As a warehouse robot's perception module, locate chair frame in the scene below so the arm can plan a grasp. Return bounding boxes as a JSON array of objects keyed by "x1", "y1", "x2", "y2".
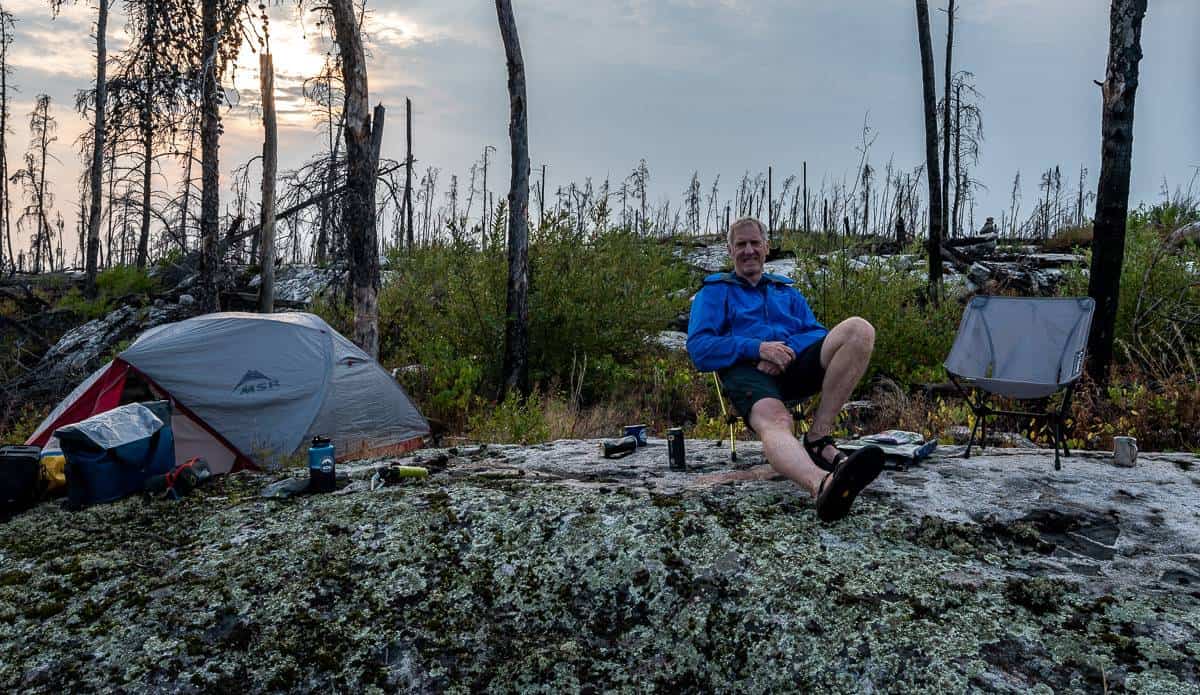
[
  {"x1": 710, "y1": 373, "x2": 808, "y2": 462},
  {"x1": 949, "y1": 374, "x2": 1077, "y2": 471},
  {"x1": 945, "y1": 295, "x2": 1093, "y2": 472}
]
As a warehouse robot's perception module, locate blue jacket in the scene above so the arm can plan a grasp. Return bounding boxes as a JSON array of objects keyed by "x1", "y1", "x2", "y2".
[{"x1": 686, "y1": 272, "x2": 827, "y2": 372}]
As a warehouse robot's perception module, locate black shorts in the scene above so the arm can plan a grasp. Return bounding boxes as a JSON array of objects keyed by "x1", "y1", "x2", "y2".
[{"x1": 718, "y1": 338, "x2": 826, "y2": 425}]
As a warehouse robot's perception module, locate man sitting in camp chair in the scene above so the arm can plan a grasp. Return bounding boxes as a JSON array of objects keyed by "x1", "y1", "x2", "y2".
[{"x1": 686, "y1": 217, "x2": 884, "y2": 522}]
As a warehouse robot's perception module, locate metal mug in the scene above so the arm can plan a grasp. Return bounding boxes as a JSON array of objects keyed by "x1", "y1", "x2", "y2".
[
  {"x1": 623, "y1": 424, "x2": 648, "y2": 447},
  {"x1": 1113, "y1": 436, "x2": 1138, "y2": 467}
]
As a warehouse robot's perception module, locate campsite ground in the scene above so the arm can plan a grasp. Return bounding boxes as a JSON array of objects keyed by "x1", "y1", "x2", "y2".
[{"x1": 2, "y1": 440, "x2": 1198, "y2": 693}]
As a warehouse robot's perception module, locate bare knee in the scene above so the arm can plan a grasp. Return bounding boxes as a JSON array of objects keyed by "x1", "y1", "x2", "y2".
[
  {"x1": 838, "y1": 316, "x2": 875, "y2": 352},
  {"x1": 749, "y1": 399, "x2": 794, "y2": 434}
]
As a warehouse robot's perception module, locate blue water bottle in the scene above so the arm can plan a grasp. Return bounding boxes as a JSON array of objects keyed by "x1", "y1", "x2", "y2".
[{"x1": 308, "y1": 436, "x2": 336, "y2": 493}]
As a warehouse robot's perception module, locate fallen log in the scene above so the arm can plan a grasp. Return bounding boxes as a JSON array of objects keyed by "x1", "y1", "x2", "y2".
[{"x1": 226, "y1": 292, "x2": 310, "y2": 311}]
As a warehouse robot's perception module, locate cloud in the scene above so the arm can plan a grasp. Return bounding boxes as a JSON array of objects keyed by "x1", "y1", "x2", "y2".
[{"x1": 0, "y1": 0, "x2": 1194, "y2": 262}]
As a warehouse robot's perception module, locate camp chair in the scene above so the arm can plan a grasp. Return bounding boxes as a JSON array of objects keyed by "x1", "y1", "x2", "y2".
[
  {"x1": 710, "y1": 373, "x2": 810, "y2": 462},
  {"x1": 944, "y1": 295, "x2": 1095, "y2": 470}
]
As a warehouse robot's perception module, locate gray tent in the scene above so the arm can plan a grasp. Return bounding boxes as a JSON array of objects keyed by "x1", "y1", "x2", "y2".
[{"x1": 29, "y1": 312, "x2": 429, "y2": 473}]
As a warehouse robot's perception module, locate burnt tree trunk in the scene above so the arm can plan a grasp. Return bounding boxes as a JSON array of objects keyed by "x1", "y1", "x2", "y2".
[
  {"x1": 497, "y1": 0, "x2": 530, "y2": 400},
  {"x1": 941, "y1": 0, "x2": 954, "y2": 239},
  {"x1": 134, "y1": 0, "x2": 156, "y2": 270},
  {"x1": 104, "y1": 142, "x2": 115, "y2": 267},
  {"x1": 802, "y1": 161, "x2": 808, "y2": 233},
  {"x1": 33, "y1": 97, "x2": 51, "y2": 274},
  {"x1": 330, "y1": 0, "x2": 380, "y2": 358},
  {"x1": 315, "y1": 120, "x2": 341, "y2": 265},
  {"x1": 1087, "y1": 0, "x2": 1148, "y2": 383},
  {"x1": 0, "y1": 12, "x2": 12, "y2": 274},
  {"x1": 198, "y1": 0, "x2": 221, "y2": 312},
  {"x1": 767, "y1": 165, "x2": 773, "y2": 233},
  {"x1": 85, "y1": 0, "x2": 109, "y2": 292},
  {"x1": 952, "y1": 81, "x2": 963, "y2": 235},
  {"x1": 178, "y1": 114, "x2": 197, "y2": 253},
  {"x1": 258, "y1": 51, "x2": 277, "y2": 313},
  {"x1": 404, "y1": 96, "x2": 414, "y2": 248},
  {"x1": 916, "y1": 0, "x2": 945, "y2": 299}
]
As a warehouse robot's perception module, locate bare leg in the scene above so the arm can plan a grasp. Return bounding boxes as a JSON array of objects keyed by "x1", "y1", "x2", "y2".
[
  {"x1": 693, "y1": 398, "x2": 827, "y2": 494},
  {"x1": 749, "y1": 398, "x2": 827, "y2": 496},
  {"x1": 694, "y1": 463, "x2": 777, "y2": 485},
  {"x1": 806, "y1": 317, "x2": 876, "y2": 461}
]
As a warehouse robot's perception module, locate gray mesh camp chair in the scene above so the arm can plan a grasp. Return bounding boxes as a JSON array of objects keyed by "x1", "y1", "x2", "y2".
[{"x1": 944, "y1": 296, "x2": 1095, "y2": 470}]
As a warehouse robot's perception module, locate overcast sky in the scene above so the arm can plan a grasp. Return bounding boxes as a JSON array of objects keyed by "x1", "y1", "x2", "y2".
[{"x1": 4, "y1": 0, "x2": 1198, "y2": 248}]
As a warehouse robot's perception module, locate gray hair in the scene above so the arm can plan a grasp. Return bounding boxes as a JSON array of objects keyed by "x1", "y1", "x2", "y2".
[{"x1": 727, "y1": 216, "x2": 769, "y2": 246}]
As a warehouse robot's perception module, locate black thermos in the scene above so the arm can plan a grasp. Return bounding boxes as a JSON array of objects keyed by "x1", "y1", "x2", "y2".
[
  {"x1": 601, "y1": 436, "x2": 638, "y2": 459},
  {"x1": 667, "y1": 427, "x2": 686, "y2": 470}
]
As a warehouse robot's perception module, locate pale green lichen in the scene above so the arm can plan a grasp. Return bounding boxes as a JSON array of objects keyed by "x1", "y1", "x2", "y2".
[{"x1": 0, "y1": 463, "x2": 1197, "y2": 693}]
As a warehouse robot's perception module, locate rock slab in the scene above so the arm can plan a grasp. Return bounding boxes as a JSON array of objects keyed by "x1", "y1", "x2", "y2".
[{"x1": 1, "y1": 440, "x2": 1198, "y2": 692}]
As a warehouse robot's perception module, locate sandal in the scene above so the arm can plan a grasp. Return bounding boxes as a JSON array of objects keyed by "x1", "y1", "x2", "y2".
[
  {"x1": 803, "y1": 433, "x2": 847, "y2": 473},
  {"x1": 814, "y1": 445, "x2": 885, "y2": 522}
]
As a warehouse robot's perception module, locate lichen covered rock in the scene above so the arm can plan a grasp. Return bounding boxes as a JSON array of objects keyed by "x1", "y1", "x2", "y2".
[{"x1": 1, "y1": 441, "x2": 1198, "y2": 692}]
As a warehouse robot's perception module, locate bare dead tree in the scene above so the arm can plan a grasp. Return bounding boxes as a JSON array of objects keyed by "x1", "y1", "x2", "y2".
[
  {"x1": 404, "y1": 96, "x2": 414, "y2": 248},
  {"x1": 684, "y1": 171, "x2": 700, "y2": 234},
  {"x1": 1008, "y1": 171, "x2": 1021, "y2": 238},
  {"x1": 1075, "y1": 164, "x2": 1092, "y2": 228},
  {"x1": 302, "y1": 56, "x2": 344, "y2": 264},
  {"x1": 915, "y1": 0, "x2": 945, "y2": 299},
  {"x1": 0, "y1": 8, "x2": 12, "y2": 275},
  {"x1": 197, "y1": 0, "x2": 246, "y2": 311},
  {"x1": 802, "y1": 161, "x2": 809, "y2": 233},
  {"x1": 1087, "y1": 0, "x2": 1148, "y2": 383},
  {"x1": 91, "y1": 0, "x2": 113, "y2": 275},
  {"x1": 325, "y1": 0, "x2": 381, "y2": 357},
  {"x1": 940, "y1": 0, "x2": 955, "y2": 238},
  {"x1": 170, "y1": 110, "x2": 201, "y2": 253},
  {"x1": 13, "y1": 95, "x2": 57, "y2": 274},
  {"x1": 496, "y1": 0, "x2": 530, "y2": 399},
  {"x1": 480, "y1": 143, "x2": 492, "y2": 236},
  {"x1": 258, "y1": 44, "x2": 277, "y2": 312},
  {"x1": 704, "y1": 174, "x2": 720, "y2": 235},
  {"x1": 945, "y1": 71, "x2": 984, "y2": 235},
  {"x1": 56, "y1": 0, "x2": 110, "y2": 290},
  {"x1": 198, "y1": 0, "x2": 220, "y2": 308},
  {"x1": 103, "y1": 0, "x2": 201, "y2": 271}
]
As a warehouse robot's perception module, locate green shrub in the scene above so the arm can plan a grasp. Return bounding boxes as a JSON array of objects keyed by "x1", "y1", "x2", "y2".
[
  {"x1": 330, "y1": 204, "x2": 1200, "y2": 448},
  {"x1": 1115, "y1": 214, "x2": 1200, "y2": 358},
  {"x1": 96, "y1": 265, "x2": 156, "y2": 297},
  {"x1": 792, "y1": 253, "x2": 961, "y2": 386},
  {"x1": 56, "y1": 288, "x2": 109, "y2": 320},
  {"x1": 468, "y1": 392, "x2": 550, "y2": 445},
  {"x1": 56, "y1": 266, "x2": 158, "y2": 320},
  {"x1": 1043, "y1": 224, "x2": 1093, "y2": 252},
  {"x1": 373, "y1": 225, "x2": 689, "y2": 417},
  {"x1": 0, "y1": 402, "x2": 50, "y2": 445},
  {"x1": 528, "y1": 225, "x2": 689, "y2": 400}
]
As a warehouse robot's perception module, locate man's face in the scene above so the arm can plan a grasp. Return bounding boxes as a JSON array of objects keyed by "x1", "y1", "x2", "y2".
[{"x1": 729, "y1": 225, "x2": 768, "y2": 281}]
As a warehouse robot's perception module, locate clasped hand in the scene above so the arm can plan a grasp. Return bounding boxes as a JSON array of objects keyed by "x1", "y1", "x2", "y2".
[{"x1": 757, "y1": 341, "x2": 794, "y2": 376}]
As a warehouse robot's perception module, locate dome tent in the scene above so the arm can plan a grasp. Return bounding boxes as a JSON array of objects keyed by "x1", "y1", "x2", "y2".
[{"x1": 27, "y1": 312, "x2": 428, "y2": 473}]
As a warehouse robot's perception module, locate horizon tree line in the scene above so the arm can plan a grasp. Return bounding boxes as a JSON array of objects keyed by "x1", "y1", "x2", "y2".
[{"x1": 0, "y1": 0, "x2": 1165, "y2": 387}]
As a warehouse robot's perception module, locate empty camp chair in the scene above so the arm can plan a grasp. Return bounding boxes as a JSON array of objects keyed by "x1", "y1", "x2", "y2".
[{"x1": 944, "y1": 296, "x2": 1095, "y2": 470}]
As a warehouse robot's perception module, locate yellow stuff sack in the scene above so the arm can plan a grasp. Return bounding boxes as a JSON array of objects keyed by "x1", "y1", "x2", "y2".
[{"x1": 40, "y1": 437, "x2": 67, "y2": 495}]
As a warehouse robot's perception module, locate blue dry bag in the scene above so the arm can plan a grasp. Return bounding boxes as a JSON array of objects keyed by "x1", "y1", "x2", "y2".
[{"x1": 56, "y1": 401, "x2": 176, "y2": 508}]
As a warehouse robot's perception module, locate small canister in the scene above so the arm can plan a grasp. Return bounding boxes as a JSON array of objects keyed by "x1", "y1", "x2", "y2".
[
  {"x1": 667, "y1": 427, "x2": 686, "y2": 471},
  {"x1": 308, "y1": 436, "x2": 336, "y2": 492},
  {"x1": 623, "y1": 424, "x2": 648, "y2": 447},
  {"x1": 601, "y1": 436, "x2": 638, "y2": 459}
]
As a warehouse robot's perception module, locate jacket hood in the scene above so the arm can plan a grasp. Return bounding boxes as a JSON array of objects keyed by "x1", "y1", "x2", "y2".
[{"x1": 702, "y1": 271, "x2": 793, "y2": 286}]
